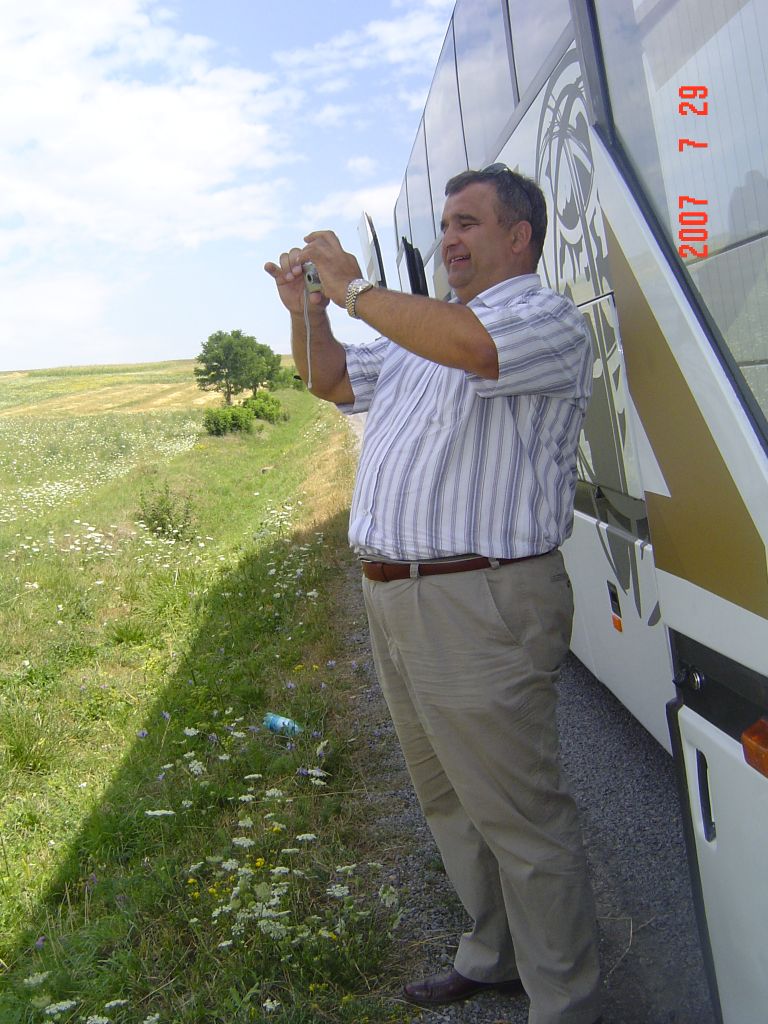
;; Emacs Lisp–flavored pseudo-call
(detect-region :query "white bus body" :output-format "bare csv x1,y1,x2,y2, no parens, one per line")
383,2,768,1021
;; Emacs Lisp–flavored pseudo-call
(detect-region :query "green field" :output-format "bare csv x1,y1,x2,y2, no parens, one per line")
0,362,412,1024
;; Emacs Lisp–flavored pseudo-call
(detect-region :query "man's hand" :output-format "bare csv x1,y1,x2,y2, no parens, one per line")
264,247,331,316
264,236,354,403
301,231,364,308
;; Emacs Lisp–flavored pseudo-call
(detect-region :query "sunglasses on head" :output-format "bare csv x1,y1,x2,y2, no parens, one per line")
482,163,536,219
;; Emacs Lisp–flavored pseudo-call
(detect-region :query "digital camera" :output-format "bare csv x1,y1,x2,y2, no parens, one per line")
303,261,322,294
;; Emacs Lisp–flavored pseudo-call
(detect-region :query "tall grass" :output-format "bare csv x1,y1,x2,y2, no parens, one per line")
0,369,414,1024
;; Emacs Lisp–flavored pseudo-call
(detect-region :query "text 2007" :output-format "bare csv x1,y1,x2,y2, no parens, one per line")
677,85,709,259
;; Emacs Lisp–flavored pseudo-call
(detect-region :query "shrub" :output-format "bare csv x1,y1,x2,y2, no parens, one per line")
243,393,288,424
138,481,195,539
203,408,230,436
228,406,255,432
203,406,255,435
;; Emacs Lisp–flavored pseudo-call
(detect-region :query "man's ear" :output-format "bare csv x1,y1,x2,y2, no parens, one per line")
510,220,533,252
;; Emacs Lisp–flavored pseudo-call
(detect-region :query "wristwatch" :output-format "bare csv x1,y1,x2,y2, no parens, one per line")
345,278,375,319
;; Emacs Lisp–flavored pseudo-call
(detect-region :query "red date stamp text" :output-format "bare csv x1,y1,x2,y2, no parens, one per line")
677,85,709,259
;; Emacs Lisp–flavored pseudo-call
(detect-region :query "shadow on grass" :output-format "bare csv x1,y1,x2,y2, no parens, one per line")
1,507,407,1024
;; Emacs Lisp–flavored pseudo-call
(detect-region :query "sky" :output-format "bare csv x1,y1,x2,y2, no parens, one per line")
0,0,455,372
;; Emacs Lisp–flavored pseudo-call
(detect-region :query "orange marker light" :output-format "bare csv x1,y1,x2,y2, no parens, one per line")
611,614,623,633
741,717,768,777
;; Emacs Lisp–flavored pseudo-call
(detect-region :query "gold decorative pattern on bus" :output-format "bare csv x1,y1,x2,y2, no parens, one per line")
604,220,768,619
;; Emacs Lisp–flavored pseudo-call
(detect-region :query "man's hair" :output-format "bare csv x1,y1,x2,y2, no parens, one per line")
445,165,547,266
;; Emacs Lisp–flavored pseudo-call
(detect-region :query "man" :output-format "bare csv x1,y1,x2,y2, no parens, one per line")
265,165,602,1024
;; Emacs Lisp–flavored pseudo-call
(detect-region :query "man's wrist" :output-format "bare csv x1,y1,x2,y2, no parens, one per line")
345,278,375,319
290,305,328,323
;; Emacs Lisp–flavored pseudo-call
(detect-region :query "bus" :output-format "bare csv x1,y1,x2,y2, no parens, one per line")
372,1,768,1021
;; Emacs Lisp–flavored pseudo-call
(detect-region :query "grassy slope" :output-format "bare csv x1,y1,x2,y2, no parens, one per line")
0,364,414,1024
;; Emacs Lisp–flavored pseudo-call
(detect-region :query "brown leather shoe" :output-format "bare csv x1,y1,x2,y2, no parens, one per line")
402,968,523,1007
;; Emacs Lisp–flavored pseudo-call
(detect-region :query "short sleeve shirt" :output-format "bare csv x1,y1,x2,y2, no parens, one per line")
339,274,592,561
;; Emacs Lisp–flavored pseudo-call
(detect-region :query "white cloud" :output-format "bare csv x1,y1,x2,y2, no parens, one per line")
273,5,451,81
0,0,298,257
0,0,448,266
301,183,400,226
314,104,358,129
315,77,351,96
347,157,378,177
0,0,455,370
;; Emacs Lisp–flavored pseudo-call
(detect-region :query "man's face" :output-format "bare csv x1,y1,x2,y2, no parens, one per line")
440,182,529,303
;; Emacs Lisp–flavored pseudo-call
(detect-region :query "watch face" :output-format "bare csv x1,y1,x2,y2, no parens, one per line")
347,280,372,318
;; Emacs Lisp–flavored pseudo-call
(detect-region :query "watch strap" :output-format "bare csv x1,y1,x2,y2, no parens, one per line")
345,279,374,318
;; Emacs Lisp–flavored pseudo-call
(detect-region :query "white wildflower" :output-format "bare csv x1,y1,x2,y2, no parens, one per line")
22,972,50,987
326,884,350,899
44,1001,78,1017
379,884,399,908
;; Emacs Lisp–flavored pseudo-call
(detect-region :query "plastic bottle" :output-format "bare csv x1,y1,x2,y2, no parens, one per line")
262,712,303,736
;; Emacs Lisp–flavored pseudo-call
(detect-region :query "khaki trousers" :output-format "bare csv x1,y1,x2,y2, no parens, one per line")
362,551,601,1024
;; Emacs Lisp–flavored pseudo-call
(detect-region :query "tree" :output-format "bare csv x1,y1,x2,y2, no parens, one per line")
248,342,283,394
194,330,280,405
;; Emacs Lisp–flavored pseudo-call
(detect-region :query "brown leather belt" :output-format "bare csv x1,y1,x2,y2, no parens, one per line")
361,552,549,582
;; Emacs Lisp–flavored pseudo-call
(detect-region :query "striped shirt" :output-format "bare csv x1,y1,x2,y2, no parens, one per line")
338,273,592,561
